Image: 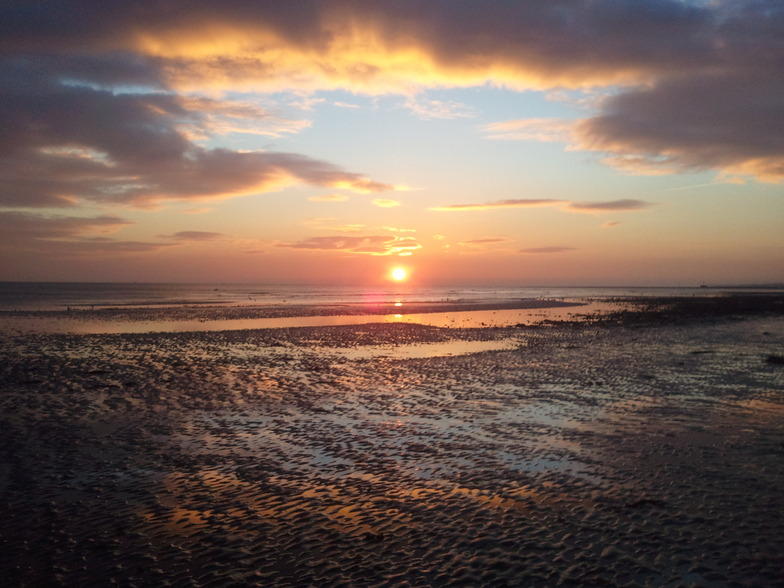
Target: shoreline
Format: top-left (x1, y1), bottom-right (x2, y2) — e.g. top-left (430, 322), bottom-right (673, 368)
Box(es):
top-left (2, 293), bottom-right (783, 336)
top-left (0, 298), bottom-right (594, 335)
top-left (1, 297), bottom-right (583, 320)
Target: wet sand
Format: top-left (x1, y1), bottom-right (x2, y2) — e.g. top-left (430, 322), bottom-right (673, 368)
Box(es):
top-left (0, 298), bottom-right (589, 335)
top-left (1, 296), bottom-right (783, 586)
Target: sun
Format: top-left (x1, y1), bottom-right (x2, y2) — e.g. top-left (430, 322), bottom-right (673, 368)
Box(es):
top-left (391, 267), bottom-right (408, 282)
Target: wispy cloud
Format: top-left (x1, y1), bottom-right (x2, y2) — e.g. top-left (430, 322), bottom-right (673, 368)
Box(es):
top-left (458, 237), bottom-right (512, 252)
top-left (461, 238), bottom-right (510, 245)
top-left (278, 235), bottom-right (421, 256)
top-left (432, 198), bottom-right (653, 214)
top-left (657, 181), bottom-right (728, 193)
top-left (303, 218), bottom-right (366, 233)
top-left (162, 231), bottom-right (227, 242)
top-left (430, 199), bottom-right (563, 212)
top-left (405, 97), bottom-right (475, 120)
top-left (290, 96), bottom-right (325, 111)
top-left (0, 211), bottom-right (171, 257)
top-left (372, 198), bottom-right (401, 208)
top-left (565, 199), bottom-right (652, 213)
top-left (0, 212), bottom-right (132, 239)
top-left (178, 95), bottom-right (311, 138)
top-left (519, 246), bottom-right (577, 254)
top-left (480, 118), bottom-right (574, 142)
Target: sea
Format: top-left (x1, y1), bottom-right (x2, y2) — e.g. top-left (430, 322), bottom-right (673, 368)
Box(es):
top-left (0, 281), bottom-right (749, 312)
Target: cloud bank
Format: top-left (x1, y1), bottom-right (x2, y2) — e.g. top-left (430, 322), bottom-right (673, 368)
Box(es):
top-left (1, 0), bottom-right (781, 217)
top-left (0, 211), bottom-right (170, 257)
top-left (0, 48), bottom-right (396, 208)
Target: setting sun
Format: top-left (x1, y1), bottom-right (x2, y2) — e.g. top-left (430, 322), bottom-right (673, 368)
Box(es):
top-left (391, 267), bottom-right (408, 281)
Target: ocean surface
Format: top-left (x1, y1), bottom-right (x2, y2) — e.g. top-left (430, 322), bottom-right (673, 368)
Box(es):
top-left (0, 281), bottom-right (755, 312)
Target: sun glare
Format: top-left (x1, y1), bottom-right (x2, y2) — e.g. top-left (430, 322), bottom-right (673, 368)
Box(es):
top-left (391, 267), bottom-right (408, 281)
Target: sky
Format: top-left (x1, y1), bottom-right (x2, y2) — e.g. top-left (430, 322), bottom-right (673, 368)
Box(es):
top-left (1, 0), bottom-right (782, 287)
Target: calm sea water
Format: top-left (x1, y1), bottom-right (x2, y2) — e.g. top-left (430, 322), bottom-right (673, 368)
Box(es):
top-left (0, 281), bottom-right (743, 312)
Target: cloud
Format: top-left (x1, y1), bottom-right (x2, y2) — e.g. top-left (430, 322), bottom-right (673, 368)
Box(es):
top-left (178, 95), bottom-right (311, 138)
top-left (4, 1), bottom-right (721, 91)
top-left (430, 199), bottom-right (563, 212)
top-left (481, 118), bottom-right (574, 142)
top-left (460, 238), bottom-right (510, 245)
top-left (431, 198), bottom-right (653, 213)
top-left (1, 0), bottom-right (781, 205)
top-left (574, 71), bottom-right (784, 182)
top-left (405, 97), bottom-right (475, 120)
top-left (519, 247), bottom-right (577, 254)
top-left (372, 198), bottom-right (401, 208)
top-left (0, 212), bottom-right (131, 239)
top-left (163, 231), bottom-right (226, 241)
top-left (465, 238), bottom-right (507, 244)
top-left (564, 199), bottom-right (652, 213)
top-left (489, 77), bottom-right (784, 183)
top-left (302, 218), bottom-right (367, 233)
top-left (0, 211), bottom-right (170, 256)
top-left (290, 97), bottom-right (326, 111)
top-left (602, 220), bottom-right (621, 228)
top-left (278, 234), bottom-right (421, 256)
top-left (0, 59), bottom-right (398, 208)
top-left (308, 193), bottom-right (349, 202)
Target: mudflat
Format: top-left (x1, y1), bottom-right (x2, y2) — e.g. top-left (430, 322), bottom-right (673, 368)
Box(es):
top-left (1, 296), bottom-right (782, 586)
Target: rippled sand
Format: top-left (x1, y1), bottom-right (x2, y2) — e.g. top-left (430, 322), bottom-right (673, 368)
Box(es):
top-left (1, 299), bottom-right (783, 586)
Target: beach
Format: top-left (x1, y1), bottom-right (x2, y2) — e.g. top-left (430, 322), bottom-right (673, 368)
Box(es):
top-left (1, 295), bottom-right (783, 586)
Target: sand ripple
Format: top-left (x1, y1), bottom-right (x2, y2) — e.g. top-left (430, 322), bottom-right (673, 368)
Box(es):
top-left (1, 306), bottom-right (783, 586)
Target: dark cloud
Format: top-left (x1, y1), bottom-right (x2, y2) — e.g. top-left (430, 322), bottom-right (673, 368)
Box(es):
top-left (0, 211), bottom-right (131, 239)
top-left (0, 211), bottom-right (171, 256)
top-left (565, 199), bottom-right (652, 212)
top-left (0, 43), bottom-right (396, 208)
top-left (577, 71), bottom-right (784, 180)
top-left (0, 0), bottom-right (781, 210)
top-left (0, 1), bottom-right (717, 85)
top-left (2, 2), bottom-right (773, 90)
top-left (164, 231), bottom-right (226, 241)
top-left (0, 70), bottom-right (395, 207)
